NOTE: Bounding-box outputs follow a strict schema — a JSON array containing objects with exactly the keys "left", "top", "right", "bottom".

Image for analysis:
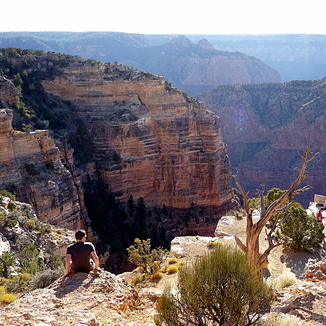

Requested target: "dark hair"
[{"left": 75, "top": 229, "right": 86, "bottom": 240}]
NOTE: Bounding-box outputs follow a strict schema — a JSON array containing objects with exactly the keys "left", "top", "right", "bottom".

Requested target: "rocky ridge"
[{"left": 0, "top": 34, "right": 282, "bottom": 96}]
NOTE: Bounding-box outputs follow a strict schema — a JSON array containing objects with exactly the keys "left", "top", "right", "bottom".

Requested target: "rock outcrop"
[
  {"left": 0, "top": 108, "right": 86, "bottom": 230},
  {"left": 195, "top": 79, "right": 326, "bottom": 205},
  {"left": 0, "top": 271, "right": 156, "bottom": 326}
]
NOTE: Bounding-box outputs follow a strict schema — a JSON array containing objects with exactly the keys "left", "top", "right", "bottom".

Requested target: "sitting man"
[{"left": 64, "top": 229, "right": 99, "bottom": 276}]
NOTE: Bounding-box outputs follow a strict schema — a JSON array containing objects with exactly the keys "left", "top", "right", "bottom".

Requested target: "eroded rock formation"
[
  {"left": 0, "top": 52, "right": 234, "bottom": 236},
  {"left": 0, "top": 108, "right": 87, "bottom": 230},
  {"left": 42, "top": 61, "right": 232, "bottom": 210},
  {"left": 196, "top": 79, "right": 326, "bottom": 205}
]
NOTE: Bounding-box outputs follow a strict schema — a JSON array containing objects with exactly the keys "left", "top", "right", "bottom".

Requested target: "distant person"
[
  {"left": 316, "top": 208, "right": 324, "bottom": 223},
  {"left": 64, "top": 229, "right": 99, "bottom": 277}
]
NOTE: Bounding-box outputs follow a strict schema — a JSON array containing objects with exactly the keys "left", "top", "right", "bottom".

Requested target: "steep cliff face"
[
  {"left": 196, "top": 79, "right": 326, "bottom": 205},
  {"left": 0, "top": 107, "right": 87, "bottom": 230},
  {"left": 42, "top": 59, "right": 232, "bottom": 210},
  {"left": 0, "top": 52, "right": 234, "bottom": 239}
]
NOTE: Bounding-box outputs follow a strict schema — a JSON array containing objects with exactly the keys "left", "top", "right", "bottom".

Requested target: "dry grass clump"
[
  {"left": 266, "top": 272, "right": 298, "bottom": 290},
  {"left": 263, "top": 312, "right": 304, "bottom": 326},
  {"left": 151, "top": 272, "right": 164, "bottom": 280},
  {"left": 0, "top": 286, "right": 17, "bottom": 304},
  {"left": 167, "top": 257, "right": 178, "bottom": 264},
  {"left": 166, "top": 265, "right": 178, "bottom": 274},
  {"left": 207, "top": 240, "right": 222, "bottom": 248},
  {"left": 130, "top": 274, "right": 147, "bottom": 286},
  {"left": 0, "top": 293, "right": 17, "bottom": 303}
]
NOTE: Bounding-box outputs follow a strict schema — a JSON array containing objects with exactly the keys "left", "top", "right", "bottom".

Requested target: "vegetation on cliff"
[
  {"left": 155, "top": 245, "right": 274, "bottom": 326},
  {"left": 0, "top": 194, "right": 74, "bottom": 299},
  {"left": 0, "top": 48, "right": 234, "bottom": 273}
]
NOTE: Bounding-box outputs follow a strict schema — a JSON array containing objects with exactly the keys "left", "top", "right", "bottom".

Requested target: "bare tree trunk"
[{"left": 234, "top": 148, "right": 318, "bottom": 274}]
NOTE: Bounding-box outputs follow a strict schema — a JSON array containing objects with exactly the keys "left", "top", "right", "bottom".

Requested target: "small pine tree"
[{"left": 155, "top": 245, "right": 274, "bottom": 326}]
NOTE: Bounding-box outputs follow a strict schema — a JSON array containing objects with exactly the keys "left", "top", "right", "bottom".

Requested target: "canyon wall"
[
  {"left": 0, "top": 53, "right": 234, "bottom": 236},
  {"left": 196, "top": 79, "right": 326, "bottom": 205},
  {"left": 0, "top": 77, "right": 88, "bottom": 230},
  {"left": 42, "top": 59, "right": 233, "bottom": 210}
]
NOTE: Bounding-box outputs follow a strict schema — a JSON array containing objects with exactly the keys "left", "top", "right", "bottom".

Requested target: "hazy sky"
[{"left": 2, "top": 0, "right": 325, "bottom": 35}]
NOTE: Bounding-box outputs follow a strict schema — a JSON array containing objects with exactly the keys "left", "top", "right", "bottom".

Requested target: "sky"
[{"left": 1, "top": 0, "right": 325, "bottom": 35}]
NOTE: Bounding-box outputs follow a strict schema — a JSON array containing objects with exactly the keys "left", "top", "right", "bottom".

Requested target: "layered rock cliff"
[
  {"left": 0, "top": 107, "right": 87, "bottom": 230},
  {"left": 195, "top": 79, "right": 326, "bottom": 205},
  {"left": 41, "top": 57, "right": 232, "bottom": 210},
  {"left": 0, "top": 51, "right": 234, "bottom": 242}
]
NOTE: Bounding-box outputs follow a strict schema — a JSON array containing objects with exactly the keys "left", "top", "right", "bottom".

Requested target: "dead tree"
[{"left": 234, "top": 148, "right": 318, "bottom": 271}]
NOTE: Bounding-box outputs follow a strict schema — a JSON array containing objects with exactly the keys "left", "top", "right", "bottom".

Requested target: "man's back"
[{"left": 66, "top": 241, "right": 95, "bottom": 272}]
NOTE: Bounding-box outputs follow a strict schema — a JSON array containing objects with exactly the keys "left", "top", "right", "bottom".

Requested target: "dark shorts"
[{"left": 70, "top": 260, "right": 95, "bottom": 273}]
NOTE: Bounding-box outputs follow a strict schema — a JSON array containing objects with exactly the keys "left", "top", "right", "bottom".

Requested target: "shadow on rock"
[
  {"left": 51, "top": 272, "right": 98, "bottom": 298},
  {"left": 280, "top": 247, "right": 326, "bottom": 278}
]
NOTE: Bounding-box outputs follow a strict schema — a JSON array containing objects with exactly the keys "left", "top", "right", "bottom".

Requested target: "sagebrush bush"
[
  {"left": 274, "top": 272, "right": 298, "bottom": 289},
  {"left": 207, "top": 240, "right": 222, "bottom": 248},
  {"left": 155, "top": 245, "right": 274, "bottom": 326},
  {"left": 131, "top": 274, "right": 146, "bottom": 287},
  {"left": 29, "top": 268, "right": 63, "bottom": 290},
  {"left": 26, "top": 219, "right": 36, "bottom": 229}
]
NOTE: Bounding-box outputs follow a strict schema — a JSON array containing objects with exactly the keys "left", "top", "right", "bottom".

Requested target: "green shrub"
[
  {"left": 3, "top": 274, "right": 30, "bottom": 293},
  {"left": 25, "top": 163, "right": 38, "bottom": 175},
  {"left": 29, "top": 268, "right": 63, "bottom": 290},
  {"left": 155, "top": 245, "right": 274, "bottom": 326},
  {"left": 278, "top": 205, "right": 324, "bottom": 252},
  {"left": 0, "top": 190, "right": 16, "bottom": 201},
  {"left": 26, "top": 219, "right": 36, "bottom": 229},
  {"left": 16, "top": 243, "right": 43, "bottom": 274},
  {"left": 127, "top": 238, "right": 167, "bottom": 275},
  {"left": 5, "top": 218, "right": 17, "bottom": 228}
]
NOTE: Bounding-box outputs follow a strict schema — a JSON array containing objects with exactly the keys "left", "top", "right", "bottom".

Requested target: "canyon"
[
  {"left": 195, "top": 79, "right": 326, "bottom": 205},
  {"left": 2, "top": 32, "right": 326, "bottom": 89},
  {"left": 0, "top": 51, "right": 234, "bottom": 250},
  {"left": 0, "top": 33, "right": 281, "bottom": 95}
]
